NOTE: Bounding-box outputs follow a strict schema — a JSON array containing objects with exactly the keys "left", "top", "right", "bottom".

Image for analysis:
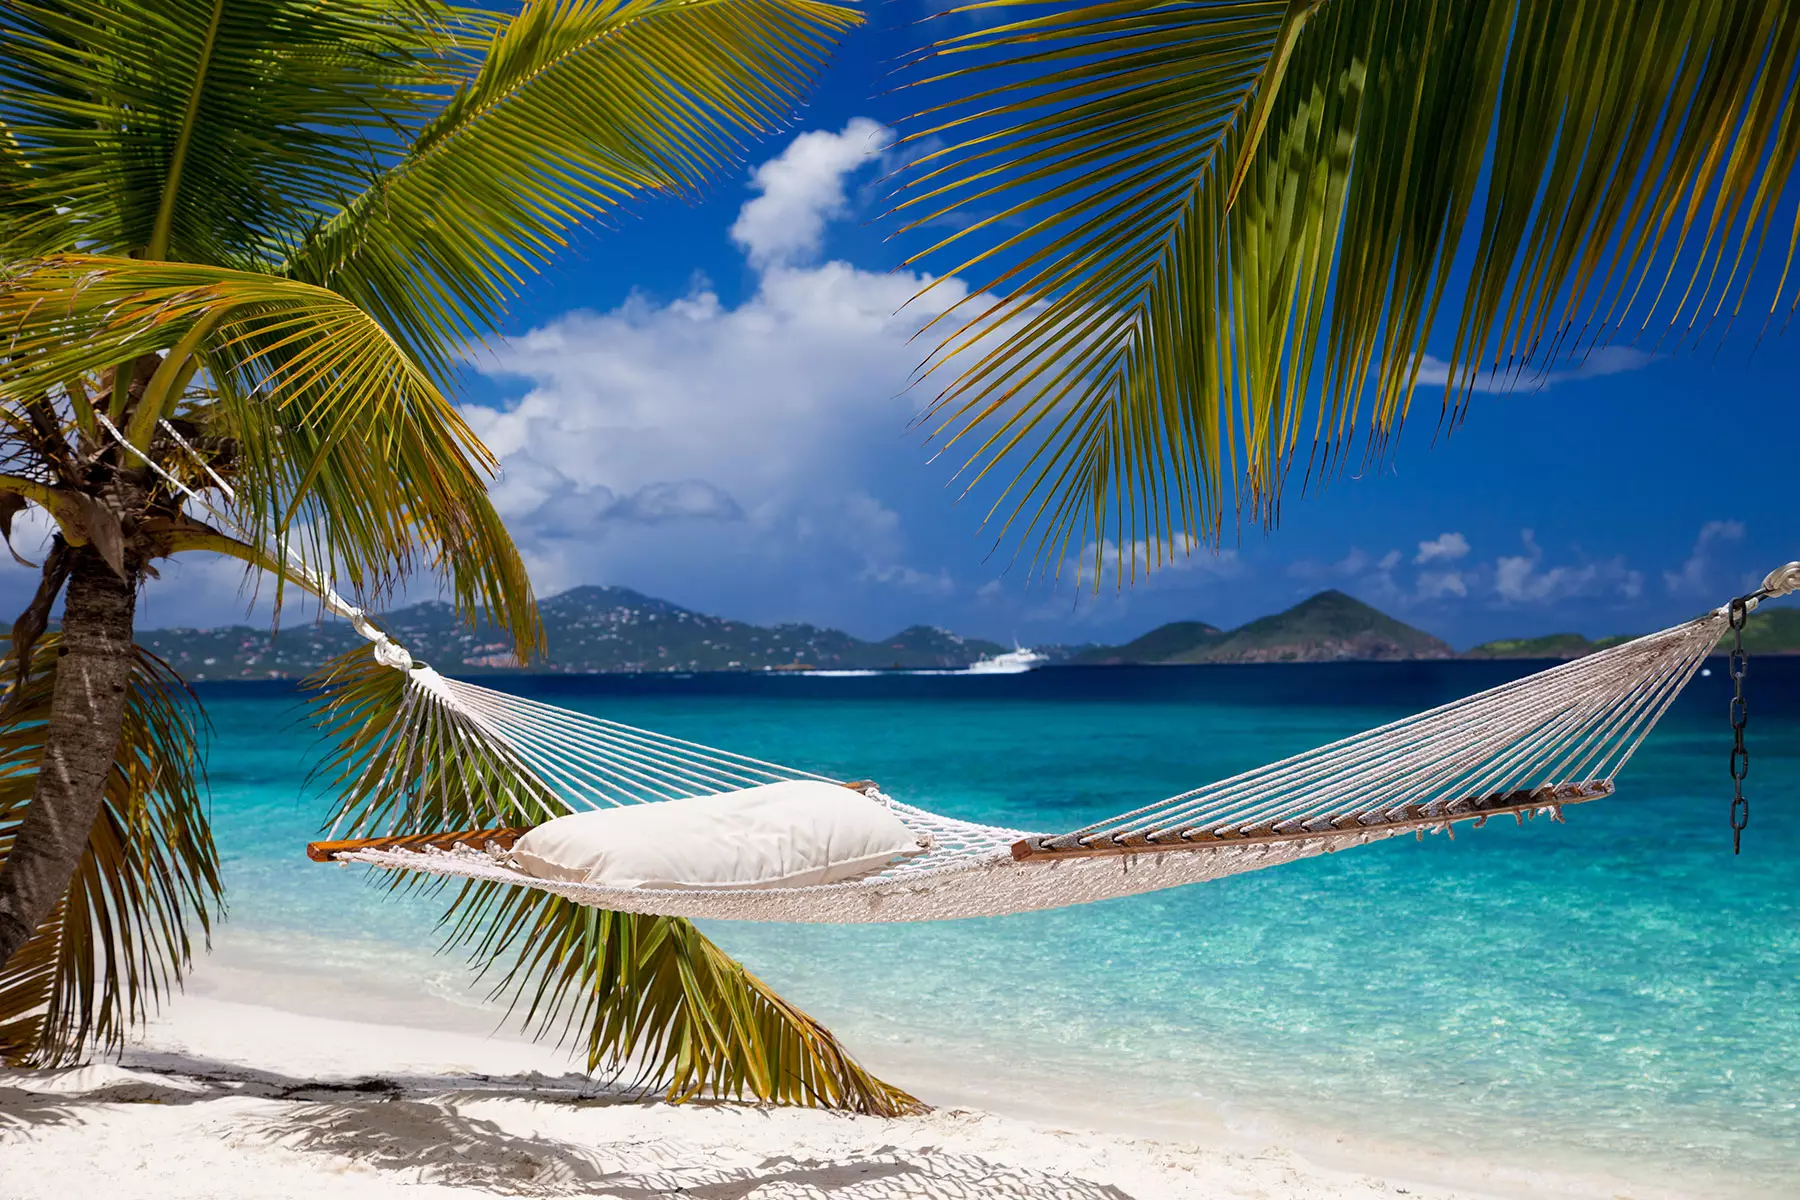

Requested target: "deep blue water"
[{"left": 193, "top": 660, "right": 1798, "bottom": 1196}]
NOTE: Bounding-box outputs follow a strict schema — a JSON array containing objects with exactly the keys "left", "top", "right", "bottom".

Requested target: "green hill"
[
  {"left": 1465, "top": 632, "right": 1602, "bottom": 659},
  {"left": 1466, "top": 605, "right": 1800, "bottom": 660},
  {"left": 1071, "top": 620, "right": 1222, "bottom": 665},
  {"left": 1732, "top": 605, "right": 1800, "bottom": 654},
  {"left": 1072, "top": 591, "right": 1452, "bottom": 665},
  {"left": 1189, "top": 590, "right": 1453, "bottom": 663}
]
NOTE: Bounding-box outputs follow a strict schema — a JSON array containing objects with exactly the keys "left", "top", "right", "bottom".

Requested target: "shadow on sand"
[{"left": 1, "top": 1052, "right": 1139, "bottom": 1198}]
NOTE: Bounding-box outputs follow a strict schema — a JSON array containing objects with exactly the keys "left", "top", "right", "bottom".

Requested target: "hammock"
[
  {"left": 304, "top": 561, "right": 1799, "bottom": 924},
  {"left": 103, "top": 411, "right": 1788, "bottom": 923}
]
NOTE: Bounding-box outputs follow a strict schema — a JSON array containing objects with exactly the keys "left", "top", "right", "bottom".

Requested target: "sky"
[{"left": 8, "top": 7, "right": 1798, "bottom": 651}]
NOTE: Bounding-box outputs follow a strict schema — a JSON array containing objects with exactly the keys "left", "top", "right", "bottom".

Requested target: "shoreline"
[{"left": 1, "top": 949, "right": 1758, "bottom": 1200}]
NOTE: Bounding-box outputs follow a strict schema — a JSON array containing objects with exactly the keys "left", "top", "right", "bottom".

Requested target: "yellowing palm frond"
[
  {"left": 0, "top": 635, "right": 221, "bottom": 1066},
  {"left": 454, "top": 884, "right": 925, "bottom": 1114},
  {"left": 307, "top": 651, "right": 922, "bottom": 1115},
  {"left": 0, "top": 255, "right": 539, "bottom": 654},
  {"left": 899, "top": 0, "right": 1800, "bottom": 579}
]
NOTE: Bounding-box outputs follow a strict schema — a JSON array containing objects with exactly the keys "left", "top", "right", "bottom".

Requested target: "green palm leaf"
[
  {"left": 0, "top": 255, "right": 539, "bottom": 653},
  {"left": 0, "top": 0, "right": 451, "bottom": 266},
  {"left": 898, "top": 0, "right": 1800, "bottom": 578},
  {"left": 308, "top": 651, "right": 923, "bottom": 1115},
  {"left": 284, "top": 0, "right": 863, "bottom": 376},
  {"left": 0, "top": 634, "right": 222, "bottom": 1066}
]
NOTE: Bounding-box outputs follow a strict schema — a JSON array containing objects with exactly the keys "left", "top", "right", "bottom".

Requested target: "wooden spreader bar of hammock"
[
  {"left": 306, "top": 827, "right": 530, "bottom": 862},
  {"left": 1007, "top": 780, "right": 1613, "bottom": 861},
  {"left": 306, "top": 781, "right": 1612, "bottom": 866}
]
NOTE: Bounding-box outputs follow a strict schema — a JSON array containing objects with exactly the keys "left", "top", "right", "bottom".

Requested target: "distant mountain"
[
  {"left": 1071, "top": 621, "right": 1222, "bottom": 665},
  {"left": 102, "top": 585, "right": 1800, "bottom": 683},
  {"left": 1733, "top": 606, "right": 1800, "bottom": 654},
  {"left": 1464, "top": 632, "right": 1630, "bottom": 660},
  {"left": 1466, "top": 606, "right": 1800, "bottom": 660},
  {"left": 136, "top": 585, "right": 1008, "bottom": 680},
  {"left": 1070, "top": 591, "right": 1453, "bottom": 665},
  {"left": 1198, "top": 591, "right": 1455, "bottom": 662}
]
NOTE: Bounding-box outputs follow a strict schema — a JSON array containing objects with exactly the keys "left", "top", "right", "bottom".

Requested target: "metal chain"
[{"left": 1728, "top": 599, "right": 1750, "bottom": 854}]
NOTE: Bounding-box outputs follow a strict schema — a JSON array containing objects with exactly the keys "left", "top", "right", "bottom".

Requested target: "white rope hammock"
[
  {"left": 305, "top": 562, "right": 1797, "bottom": 924},
  {"left": 101, "top": 415, "right": 1795, "bottom": 924}
]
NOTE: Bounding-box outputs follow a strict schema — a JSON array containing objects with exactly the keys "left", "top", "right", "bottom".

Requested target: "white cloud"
[
  {"left": 861, "top": 563, "right": 955, "bottom": 596},
  {"left": 1062, "top": 535, "right": 1241, "bottom": 589},
  {"left": 1377, "top": 549, "right": 1403, "bottom": 572},
  {"left": 1663, "top": 519, "right": 1745, "bottom": 596},
  {"left": 728, "top": 117, "right": 893, "bottom": 268},
  {"left": 463, "top": 121, "right": 1016, "bottom": 620},
  {"left": 1415, "top": 531, "right": 1470, "bottom": 564},
  {"left": 1493, "top": 529, "right": 1642, "bottom": 606},
  {"left": 1416, "top": 569, "right": 1468, "bottom": 600},
  {"left": 1414, "top": 345, "right": 1653, "bottom": 394},
  {"left": 468, "top": 258, "right": 976, "bottom": 599}
]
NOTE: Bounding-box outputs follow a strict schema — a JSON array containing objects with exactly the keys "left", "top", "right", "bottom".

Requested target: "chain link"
[{"left": 1728, "top": 600, "right": 1749, "bottom": 854}]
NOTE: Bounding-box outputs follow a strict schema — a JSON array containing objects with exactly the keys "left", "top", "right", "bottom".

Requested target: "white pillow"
[{"left": 510, "top": 780, "right": 924, "bottom": 891}]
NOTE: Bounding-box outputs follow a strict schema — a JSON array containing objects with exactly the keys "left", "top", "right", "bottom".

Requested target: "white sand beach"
[
  {"left": 0, "top": 963, "right": 1705, "bottom": 1200},
  {"left": 0, "top": 994, "right": 1476, "bottom": 1200}
]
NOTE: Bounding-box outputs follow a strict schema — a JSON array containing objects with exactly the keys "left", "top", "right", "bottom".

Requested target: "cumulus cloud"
[
  {"left": 1663, "top": 520, "right": 1745, "bottom": 596},
  {"left": 469, "top": 257, "right": 976, "bottom": 599},
  {"left": 728, "top": 117, "right": 893, "bottom": 268},
  {"left": 1494, "top": 529, "right": 1642, "bottom": 605},
  {"left": 1416, "top": 570, "right": 1468, "bottom": 600},
  {"left": 1415, "top": 531, "right": 1470, "bottom": 564},
  {"left": 460, "top": 115, "right": 1009, "bottom": 614}
]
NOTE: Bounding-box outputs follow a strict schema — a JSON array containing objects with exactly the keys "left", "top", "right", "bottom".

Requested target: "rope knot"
[
  {"left": 1759, "top": 561, "right": 1800, "bottom": 599},
  {"left": 370, "top": 635, "right": 414, "bottom": 671},
  {"left": 347, "top": 611, "right": 413, "bottom": 671}
]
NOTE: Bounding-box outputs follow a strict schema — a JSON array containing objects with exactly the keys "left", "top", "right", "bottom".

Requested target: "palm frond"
[
  {"left": 898, "top": 0, "right": 1800, "bottom": 579},
  {"left": 0, "top": 634, "right": 222, "bottom": 1066},
  {"left": 309, "top": 649, "right": 563, "bottom": 837},
  {"left": 0, "top": 0, "right": 454, "bottom": 264},
  {"left": 308, "top": 650, "right": 922, "bottom": 1115},
  {"left": 283, "top": 0, "right": 863, "bottom": 376},
  {"left": 0, "top": 254, "right": 540, "bottom": 655},
  {"left": 452, "top": 883, "right": 925, "bottom": 1115}
]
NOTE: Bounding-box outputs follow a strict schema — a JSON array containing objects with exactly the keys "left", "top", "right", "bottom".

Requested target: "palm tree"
[
  {"left": 0, "top": 0, "right": 919, "bottom": 1114},
  {"left": 896, "top": 0, "right": 1800, "bottom": 578}
]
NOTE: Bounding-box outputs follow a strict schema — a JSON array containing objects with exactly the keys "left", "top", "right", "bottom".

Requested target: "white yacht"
[{"left": 964, "top": 645, "right": 1048, "bottom": 674}]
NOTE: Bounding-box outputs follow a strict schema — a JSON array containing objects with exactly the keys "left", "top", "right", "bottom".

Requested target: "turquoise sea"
[{"left": 193, "top": 660, "right": 1798, "bottom": 1199}]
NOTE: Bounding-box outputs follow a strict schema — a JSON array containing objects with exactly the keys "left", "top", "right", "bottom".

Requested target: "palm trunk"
[{"left": 0, "top": 548, "right": 138, "bottom": 966}]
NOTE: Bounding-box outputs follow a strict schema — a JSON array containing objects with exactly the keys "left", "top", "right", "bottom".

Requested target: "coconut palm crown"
[
  {"left": 0, "top": 0, "right": 920, "bottom": 1114},
  {"left": 898, "top": 0, "right": 1800, "bottom": 581}
]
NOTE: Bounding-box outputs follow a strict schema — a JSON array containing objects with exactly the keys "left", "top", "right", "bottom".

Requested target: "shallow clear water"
[{"left": 195, "top": 662, "right": 1800, "bottom": 1197}]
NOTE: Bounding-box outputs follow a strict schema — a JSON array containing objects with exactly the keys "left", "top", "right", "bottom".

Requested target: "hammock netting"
[{"left": 311, "top": 561, "right": 1798, "bottom": 924}]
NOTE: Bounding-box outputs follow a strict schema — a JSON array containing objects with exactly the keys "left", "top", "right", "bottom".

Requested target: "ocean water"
[{"left": 193, "top": 661, "right": 1798, "bottom": 1198}]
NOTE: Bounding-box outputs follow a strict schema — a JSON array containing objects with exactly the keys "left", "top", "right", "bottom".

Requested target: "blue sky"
[{"left": 24, "top": 6, "right": 1799, "bottom": 651}]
